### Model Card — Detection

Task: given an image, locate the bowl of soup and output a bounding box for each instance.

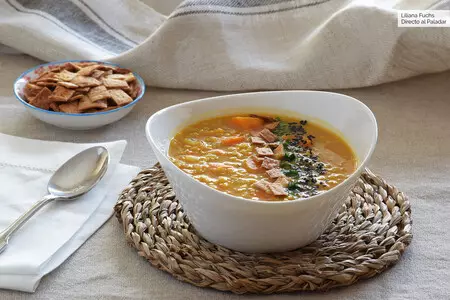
[146,91,378,253]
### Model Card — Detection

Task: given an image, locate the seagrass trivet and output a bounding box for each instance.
[114,164,412,294]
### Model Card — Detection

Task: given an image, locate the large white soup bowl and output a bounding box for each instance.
[146,91,378,253]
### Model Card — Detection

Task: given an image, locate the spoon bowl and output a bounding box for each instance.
[48,146,109,198]
[0,146,110,253]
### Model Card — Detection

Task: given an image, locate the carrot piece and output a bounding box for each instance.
[230,117,264,130]
[221,136,246,146]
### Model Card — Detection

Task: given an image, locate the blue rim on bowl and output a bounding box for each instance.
[13,59,146,117]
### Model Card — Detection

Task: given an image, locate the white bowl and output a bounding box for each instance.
[14,60,145,130]
[146,91,378,253]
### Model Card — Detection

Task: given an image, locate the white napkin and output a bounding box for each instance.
[0,133,140,292]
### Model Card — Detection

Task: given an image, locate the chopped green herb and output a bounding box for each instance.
[273,120,291,137]
[280,160,292,169]
[284,151,296,161]
[273,117,326,198]
[283,169,299,178]
[288,181,299,190]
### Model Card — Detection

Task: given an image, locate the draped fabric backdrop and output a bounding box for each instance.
[0,0,449,91]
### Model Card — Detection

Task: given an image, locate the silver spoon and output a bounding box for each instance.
[0,146,109,254]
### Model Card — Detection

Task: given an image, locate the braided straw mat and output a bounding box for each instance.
[114,164,412,294]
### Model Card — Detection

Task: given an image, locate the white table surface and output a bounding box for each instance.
[0,54,449,300]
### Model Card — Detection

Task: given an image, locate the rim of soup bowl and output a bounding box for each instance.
[13,60,146,117]
[146,90,378,206]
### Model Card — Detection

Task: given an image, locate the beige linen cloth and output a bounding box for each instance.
[0,0,449,91]
[0,54,449,299]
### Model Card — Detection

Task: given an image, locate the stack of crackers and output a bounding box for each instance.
[23,62,140,113]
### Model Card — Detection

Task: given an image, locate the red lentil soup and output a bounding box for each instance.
[168,114,357,201]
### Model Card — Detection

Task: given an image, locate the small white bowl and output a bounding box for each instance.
[146,91,378,253]
[14,60,145,130]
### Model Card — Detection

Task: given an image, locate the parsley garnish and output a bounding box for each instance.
[273,118,291,137]
[274,117,326,198]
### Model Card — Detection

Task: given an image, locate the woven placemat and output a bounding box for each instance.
[114,164,412,294]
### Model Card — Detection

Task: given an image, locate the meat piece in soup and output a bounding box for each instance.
[168,114,357,201]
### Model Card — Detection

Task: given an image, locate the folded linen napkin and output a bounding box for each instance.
[0,133,140,292]
[0,0,449,91]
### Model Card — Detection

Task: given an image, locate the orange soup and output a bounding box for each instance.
[168,114,357,201]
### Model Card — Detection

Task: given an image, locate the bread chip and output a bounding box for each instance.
[109,89,133,106]
[124,73,136,82]
[259,128,278,143]
[113,67,132,74]
[69,94,84,101]
[274,176,289,188]
[77,64,100,76]
[273,144,285,159]
[128,80,139,99]
[252,155,264,163]
[49,85,75,102]
[251,136,266,145]
[35,81,57,88]
[106,74,126,80]
[56,69,77,82]
[97,65,115,71]
[268,183,288,196]
[256,147,274,156]
[76,62,97,67]
[57,81,79,89]
[59,101,80,113]
[34,72,59,83]
[71,75,101,87]
[106,73,135,82]
[262,158,281,170]
[91,70,104,79]
[267,142,280,148]
[24,83,43,99]
[63,62,81,72]
[102,70,113,77]
[101,78,129,89]
[29,87,53,110]
[87,85,110,102]
[75,87,90,93]
[49,66,62,73]
[266,167,283,178]
[254,179,272,194]
[49,102,60,112]
[78,95,107,111]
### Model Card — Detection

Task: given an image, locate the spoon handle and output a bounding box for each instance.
[0,195,56,254]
